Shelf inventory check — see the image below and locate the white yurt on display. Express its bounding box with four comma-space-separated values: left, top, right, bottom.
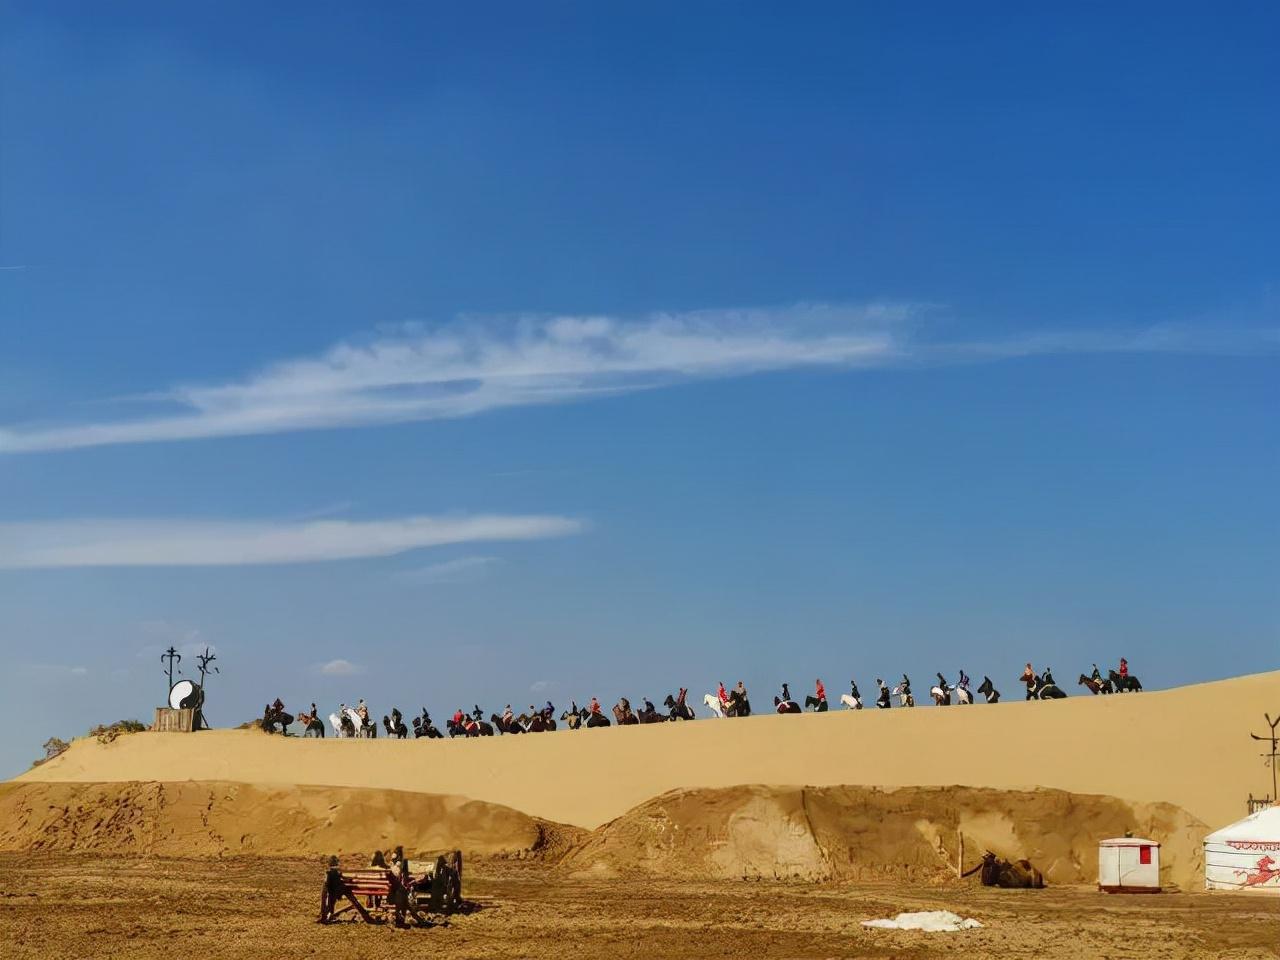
1204, 806, 1280, 894
1098, 837, 1161, 893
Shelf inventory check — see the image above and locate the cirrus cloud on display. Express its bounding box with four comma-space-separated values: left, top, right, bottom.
0, 303, 909, 453
0, 513, 582, 569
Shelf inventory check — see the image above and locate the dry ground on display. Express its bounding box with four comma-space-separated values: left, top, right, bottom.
1, 854, 1277, 960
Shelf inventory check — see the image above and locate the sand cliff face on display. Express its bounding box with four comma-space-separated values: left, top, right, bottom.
559, 784, 1205, 888
17, 671, 1278, 831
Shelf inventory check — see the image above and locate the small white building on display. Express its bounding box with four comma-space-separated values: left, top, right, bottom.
1204, 806, 1280, 894
1098, 837, 1161, 893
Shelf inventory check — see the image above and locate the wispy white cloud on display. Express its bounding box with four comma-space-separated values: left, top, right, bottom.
316, 658, 363, 676
0, 514, 581, 569
529, 679, 556, 694
2, 304, 1271, 455
398, 555, 502, 584
0, 303, 911, 453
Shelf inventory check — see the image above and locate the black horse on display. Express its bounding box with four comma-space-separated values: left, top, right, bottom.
1109, 669, 1142, 693
260, 701, 293, 734
382, 710, 408, 739
491, 711, 525, 734
415, 710, 444, 738
663, 692, 695, 721
773, 696, 801, 714
977, 676, 1000, 704
446, 709, 494, 737
804, 695, 829, 712
637, 699, 666, 724
725, 688, 751, 717
875, 679, 892, 709
1024, 673, 1067, 700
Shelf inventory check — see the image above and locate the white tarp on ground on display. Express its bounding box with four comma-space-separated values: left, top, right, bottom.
1204, 806, 1280, 893
862, 911, 983, 932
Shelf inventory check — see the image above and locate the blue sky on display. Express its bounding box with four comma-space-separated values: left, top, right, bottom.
1, 2, 1276, 775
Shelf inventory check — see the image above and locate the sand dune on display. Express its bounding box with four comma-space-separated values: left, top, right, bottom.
17, 671, 1278, 830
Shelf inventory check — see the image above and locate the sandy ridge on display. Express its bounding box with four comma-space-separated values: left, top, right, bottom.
16, 670, 1279, 830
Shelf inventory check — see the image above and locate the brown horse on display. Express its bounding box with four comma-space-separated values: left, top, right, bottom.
612, 698, 639, 725
1077, 674, 1113, 695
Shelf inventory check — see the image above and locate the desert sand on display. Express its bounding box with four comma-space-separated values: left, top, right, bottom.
4, 671, 1278, 959
19, 670, 1279, 829
4, 854, 1279, 960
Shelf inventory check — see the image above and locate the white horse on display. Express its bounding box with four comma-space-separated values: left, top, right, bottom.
956, 684, 973, 705
344, 707, 367, 737
839, 693, 862, 709
328, 712, 345, 737
930, 684, 951, 706
893, 684, 915, 707
703, 693, 725, 718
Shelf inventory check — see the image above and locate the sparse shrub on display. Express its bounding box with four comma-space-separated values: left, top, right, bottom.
88, 719, 147, 744
31, 737, 71, 767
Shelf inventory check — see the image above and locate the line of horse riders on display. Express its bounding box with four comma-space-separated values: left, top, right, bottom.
259, 659, 1141, 738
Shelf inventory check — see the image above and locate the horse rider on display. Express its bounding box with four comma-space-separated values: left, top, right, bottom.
589, 696, 602, 716
875, 678, 891, 708
1042, 666, 1057, 686
957, 669, 970, 692
900, 674, 912, 698
936, 672, 950, 693
734, 680, 748, 703
1090, 663, 1103, 683
1118, 657, 1129, 679
452, 707, 465, 729
849, 679, 861, 701
780, 682, 792, 703
502, 704, 514, 727
717, 681, 729, 710
811, 678, 827, 711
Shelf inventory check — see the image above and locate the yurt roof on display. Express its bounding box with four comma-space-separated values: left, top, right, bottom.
1205, 806, 1280, 844
1099, 837, 1159, 847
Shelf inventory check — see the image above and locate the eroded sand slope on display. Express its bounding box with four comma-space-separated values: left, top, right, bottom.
561, 784, 1205, 887
0, 780, 1202, 888
0, 780, 560, 857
